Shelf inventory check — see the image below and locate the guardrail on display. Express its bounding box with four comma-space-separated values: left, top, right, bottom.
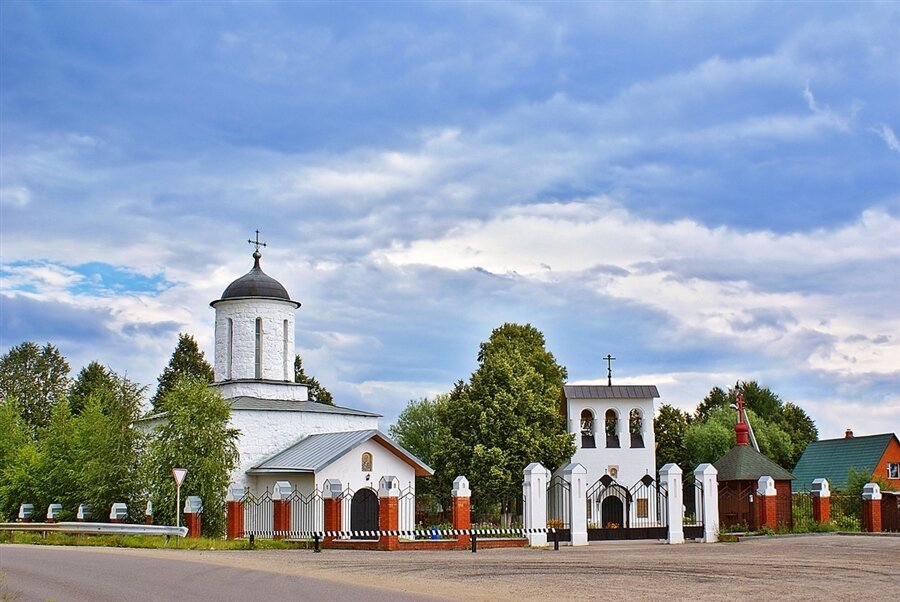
244, 527, 558, 552
0, 521, 188, 538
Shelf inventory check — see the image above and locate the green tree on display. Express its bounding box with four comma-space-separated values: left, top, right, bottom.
683, 406, 792, 469
71, 396, 144, 522
389, 395, 451, 500
693, 386, 728, 423
690, 382, 817, 469
150, 334, 214, 412
0, 341, 71, 432
776, 402, 818, 469
144, 377, 238, 537
69, 361, 115, 415
435, 323, 574, 518
35, 402, 78, 519
0, 399, 34, 520
294, 355, 334, 405
654, 403, 692, 470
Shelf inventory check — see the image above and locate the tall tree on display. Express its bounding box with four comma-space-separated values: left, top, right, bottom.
435, 323, 574, 517
69, 361, 114, 415
683, 406, 793, 469
71, 396, 144, 522
679, 381, 817, 470
654, 403, 692, 470
294, 355, 334, 405
777, 402, 818, 468
144, 377, 238, 537
0, 341, 70, 432
150, 334, 214, 412
389, 395, 451, 500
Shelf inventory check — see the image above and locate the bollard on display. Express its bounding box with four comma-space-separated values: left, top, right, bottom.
553, 528, 559, 551
313, 533, 321, 553
471, 531, 477, 553
249, 533, 255, 548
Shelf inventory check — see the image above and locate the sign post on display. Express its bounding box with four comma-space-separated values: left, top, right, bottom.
172, 468, 188, 528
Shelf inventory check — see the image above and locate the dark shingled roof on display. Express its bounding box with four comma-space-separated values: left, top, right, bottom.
714, 445, 794, 482
211, 251, 300, 308
563, 385, 660, 399
228, 397, 381, 417
790, 433, 896, 492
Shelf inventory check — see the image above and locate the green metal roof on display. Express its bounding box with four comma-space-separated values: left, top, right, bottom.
791, 433, 896, 493
713, 445, 795, 482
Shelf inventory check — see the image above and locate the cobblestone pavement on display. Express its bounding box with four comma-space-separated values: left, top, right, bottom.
159, 534, 900, 601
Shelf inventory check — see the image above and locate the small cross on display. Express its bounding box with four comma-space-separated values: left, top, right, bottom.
248, 230, 267, 253
604, 354, 616, 387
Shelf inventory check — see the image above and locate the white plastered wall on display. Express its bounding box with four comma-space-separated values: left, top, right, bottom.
213, 298, 296, 382
229, 409, 380, 487
566, 398, 657, 488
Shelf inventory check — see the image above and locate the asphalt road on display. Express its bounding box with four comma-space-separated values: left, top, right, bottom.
0, 545, 445, 602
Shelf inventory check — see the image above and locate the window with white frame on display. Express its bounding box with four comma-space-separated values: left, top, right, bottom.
888, 462, 899, 480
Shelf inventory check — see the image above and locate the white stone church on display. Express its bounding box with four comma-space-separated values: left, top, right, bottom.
203, 247, 432, 496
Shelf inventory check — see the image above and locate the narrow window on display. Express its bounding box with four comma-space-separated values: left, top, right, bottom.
580, 409, 596, 448
605, 409, 619, 448
636, 498, 649, 519
889, 463, 900, 480
226, 318, 233, 380
283, 320, 289, 381
255, 317, 263, 379
630, 409, 644, 448
361, 452, 373, 472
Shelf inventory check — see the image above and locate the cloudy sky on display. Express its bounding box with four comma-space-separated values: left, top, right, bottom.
2, 2, 898, 439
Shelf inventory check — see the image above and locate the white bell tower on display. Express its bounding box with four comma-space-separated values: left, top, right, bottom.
209, 233, 307, 401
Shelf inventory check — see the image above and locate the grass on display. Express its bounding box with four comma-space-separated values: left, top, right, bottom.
0, 531, 311, 550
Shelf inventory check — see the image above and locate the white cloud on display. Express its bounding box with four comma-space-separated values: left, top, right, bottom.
870, 123, 900, 152
0, 186, 31, 207
378, 201, 900, 378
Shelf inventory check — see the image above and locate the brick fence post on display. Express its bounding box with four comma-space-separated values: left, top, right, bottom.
452, 476, 471, 548
811, 478, 830, 524
378, 475, 400, 551
145, 500, 153, 525
660, 463, 684, 544
76, 504, 91, 522
184, 496, 202, 537
694, 463, 719, 543
272, 480, 292, 539
756, 476, 777, 531
523, 463, 550, 547
861, 483, 882, 533
323, 479, 343, 544
226, 484, 244, 540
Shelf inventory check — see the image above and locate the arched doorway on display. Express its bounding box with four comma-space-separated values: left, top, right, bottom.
601, 495, 624, 529
350, 488, 379, 539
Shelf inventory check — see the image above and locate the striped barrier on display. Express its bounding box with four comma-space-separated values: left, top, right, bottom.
243, 527, 560, 553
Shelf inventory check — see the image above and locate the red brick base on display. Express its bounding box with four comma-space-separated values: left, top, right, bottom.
273, 499, 290, 538
812, 495, 830, 523
378, 497, 399, 551
757, 494, 778, 530
226, 500, 243, 540
185, 512, 202, 537
862, 498, 882, 533
452, 496, 471, 548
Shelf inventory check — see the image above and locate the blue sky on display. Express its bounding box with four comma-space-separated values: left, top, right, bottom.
1, 2, 898, 439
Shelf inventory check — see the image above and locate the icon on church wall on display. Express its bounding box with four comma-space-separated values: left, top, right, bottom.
361, 452, 373, 472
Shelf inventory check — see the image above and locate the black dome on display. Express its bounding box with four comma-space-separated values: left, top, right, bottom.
217, 251, 295, 303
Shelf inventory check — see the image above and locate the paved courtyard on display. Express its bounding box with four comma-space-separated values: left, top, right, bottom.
164, 534, 900, 600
